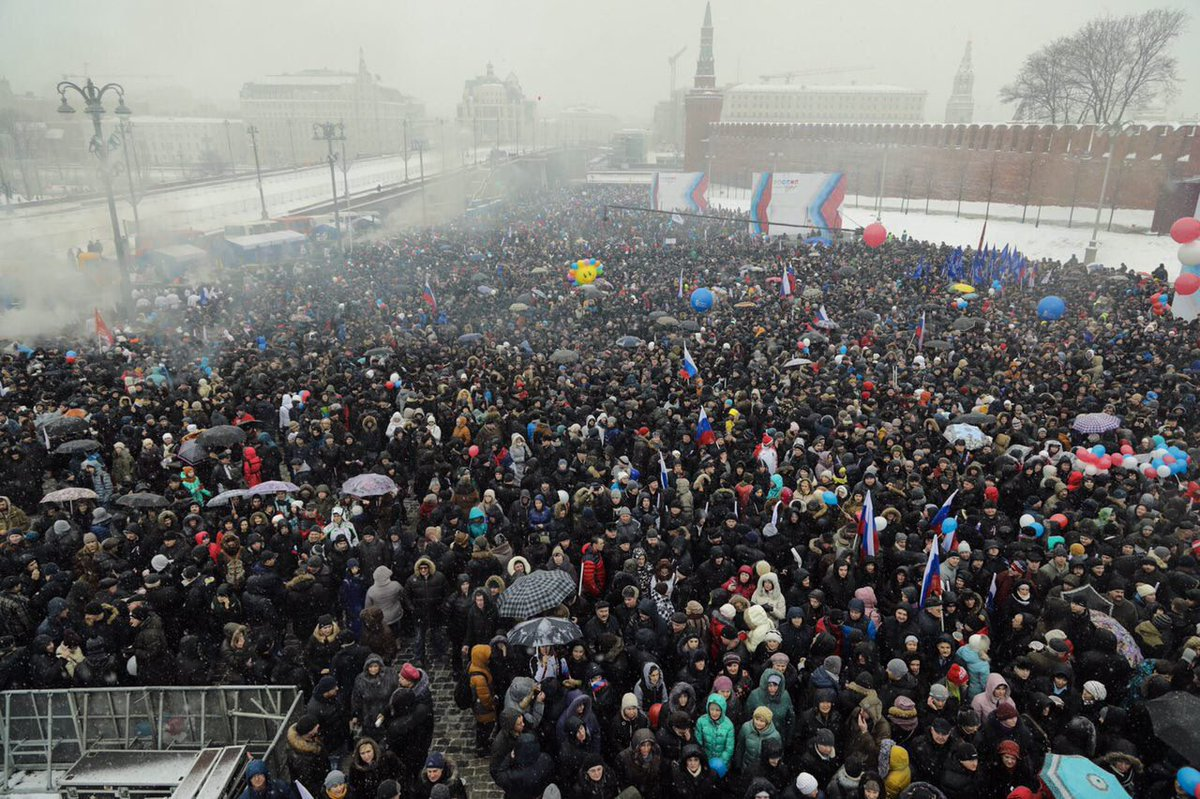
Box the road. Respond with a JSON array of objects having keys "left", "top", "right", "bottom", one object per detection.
[{"left": 0, "top": 149, "right": 474, "bottom": 262}]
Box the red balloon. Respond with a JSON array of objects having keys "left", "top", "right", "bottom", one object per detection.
[
  {"left": 385, "top": 381, "right": 395, "bottom": 390},
  {"left": 1171, "top": 217, "right": 1200, "bottom": 244},
  {"left": 863, "top": 381, "right": 875, "bottom": 392},
  {"left": 1153, "top": 304, "right": 1167, "bottom": 316},
  {"left": 1120, "top": 444, "right": 1133, "bottom": 455},
  {"left": 863, "top": 222, "right": 887, "bottom": 248},
  {"left": 1050, "top": 513, "right": 1069, "bottom": 528},
  {"left": 468, "top": 445, "right": 480, "bottom": 458},
  {"left": 1177, "top": 273, "right": 1200, "bottom": 296}
]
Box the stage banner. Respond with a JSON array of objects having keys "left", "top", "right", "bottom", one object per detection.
[
  {"left": 651, "top": 172, "right": 710, "bottom": 214},
  {"left": 748, "top": 172, "right": 846, "bottom": 238}
]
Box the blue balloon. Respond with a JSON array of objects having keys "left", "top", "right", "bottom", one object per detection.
[
  {"left": 709, "top": 758, "right": 728, "bottom": 778},
  {"left": 1092, "top": 445, "right": 1106, "bottom": 456},
  {"left": 1178, "top": 766, "right": 1200, "bottom": 795},
  {"left": 1153, "top": 435, "right": 1166, "bottom": 448},
  {"left": 942, "top": 518, "right": 958, "bottom": 534},
  {"left": 1030, "top": 521, "right": 1045, "bottom": 537},
  {"left": 955, "top": 299, "right": 968, "bottom": 310},
  {"left": 65, "top": 350, "right": 77, "bottom": 358},
  {"left": 1037, "top": 295, "right": 1066, "bottom": 321},
  {"left": 838, "top": 345, "right": 848, "bottom": 355},
  {"left": 690, "top": 287, "right": 714, "bottom": 313},
  {"left": 822, "top": 491, "right": 838, "bottom": 506}
]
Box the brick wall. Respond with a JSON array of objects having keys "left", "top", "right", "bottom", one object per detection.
[{"left": 706, "top": 122, "right": 1200, "bottom": 211}]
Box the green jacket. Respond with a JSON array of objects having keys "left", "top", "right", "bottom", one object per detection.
[
  {"left": 745, "top": 669, "right": 796, "bottom": 743},
  {"left": 734, "top": 718, "right": 782, "bottom": 772},
  {"left": 694, "top": 693, "right": 735, "bottom": 767}
]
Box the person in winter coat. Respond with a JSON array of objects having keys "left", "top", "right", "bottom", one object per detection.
[
  {"left": 939, "top": 741, "right": 981, "bottom": 799},
  {"left": 128, "top": 606, "right": 172, "bottom": 684},
  {"left": 557, "top": 716, "right": 595, "bottom": 788},
  {"left": 746, "top": 670, "right": 796, "bottom": 746},
  {"left": 406, "top": 556, "right": 449, "bottom": 665},
  {"left": 366, "top": 566, "right": 407, "bottom": 633},
  {"left": 618, "top": 727, "right": 665, "bottom": 799},
  {"left": 575, "top": 752, "right": 621, "bottom": 799},
  {"left": 695, "top": 692, "right": 736, "bottom": 772},
  {"left": 411, "top": 751, "right": 467, "bottom": 799},
  {"left": 468, "top": 644, "right": 497, "bottom": 752},
  {"left": 284, "top": 715, "right": 327, "bottom": 797},
  {"left": 305, "top": 675, "right": 350, "bottom": 757},
  {"left": 350, "top": 654, "right": 394, "bottom": 736},
  {"left": 302, "top": 615, "right": 341, "bottom": 682},
  {"left": 243, "top": 447, "right": 263, "bottom": 487},
  {"left": 634, "top": 661, "right": 669, "bottom": 711},
  {"left": 954, "top": 635, "right": 991, "bottom": 701},
  {"left": 735, "top": 706, "right": 783, "bottom": 774},
  {"left": 359, "top": 606, "right": 397, "bottom": 663},
  {"left": 383, "top": 686, "right": 433, "bottom": 789},
  {"left": 493, "top": 733, "right": 554, "bottom": 799},
  {"left": 342, "top": 736, "right": 401, "bottom": 799},
  {"left": 671, "top": 743, "right": 720, "bottom": 799},
  {"left": 238, "top": 759, "right": 292, "bottom": 799},
  {"left": 339, "top": 560, "right": 368, "bottom": 637},
  {"left": 606, "top": 691, "right": 650, "bottom": 763},
  {"left": 878, "top": 739, "right": 911, "bottom": 798}
]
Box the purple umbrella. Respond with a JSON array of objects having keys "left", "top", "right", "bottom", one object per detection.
[
  {"left": 246, "top": 480, "right": 300, "bottom": 496},
  {"left": 1072, "top": 413, "right": 1120, "bottom": 434},
  {"left": 341, "top": 474, "right": 398, "bottom": 497}
]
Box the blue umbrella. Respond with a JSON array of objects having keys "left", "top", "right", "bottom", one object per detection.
[{"left": 1039, "top": 754, "right": 1131, "bottom": 799}]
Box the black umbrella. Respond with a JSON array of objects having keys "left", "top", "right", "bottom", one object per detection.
[
  {"left": 1062, "top": 584, "right": 1113, "bottom": 614},
  {"left": 923, "top": 340, "right": 953, "bottom": 351},
  {"left": 115, "top": 492, "right": 170, "bottom": 509},
  {"left": 951, "top": 413, "right": 996, "bottom": 426},
  {"left": 1146, "top": 692, "right": 1200, "bottom": 766},
  {"left": 36, "top": 414, "right": 89, "bottom": 438},
  {"left": 497, "top": 569, "right": 576, "bottom": 619},
  {"left": 507, "top": 617, "right": 583, "bottom": 648},
  {"left": 951, "top": 317, "right": 980, "bottom": 331},
  {"left": 53, "top": 439, "right": 101, "bottom": 455},
  {"left": 198, "top": 425, "right": 246, "bottom": 449}
]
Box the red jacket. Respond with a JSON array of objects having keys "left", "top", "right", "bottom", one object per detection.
[{"left": 581, "top": 543, "right": 606, "bottom": 598}]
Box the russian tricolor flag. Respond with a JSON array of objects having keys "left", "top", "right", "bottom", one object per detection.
[
  {"left": 659, "top": 451, "right": 670, "bottom": 490},
  {"left": 696, "top": 407, "right": 716, "bottom": 446},
  {"left": 815, "top": 305, "right": 832, "bottom": 325},
  {"left": 916, "top": 311, "right": 926, "bottom": 351},
  {"left": 919, "top": 543, "right": 942, "bottom": 608},
  {"left": 780, "top": 263, "right": 792, "bottom": 297},
  {"left": 680, "top": 344, "right": 698, "bottom": 381},
  {"left": 860, "top": 490, "right": 878, "bottom": 559},
  {"left": 932, "top": 491, "right": 958, "bottom": 553},
  {"left": 422, "top": 281, "right": 438, "bottom": 316}
]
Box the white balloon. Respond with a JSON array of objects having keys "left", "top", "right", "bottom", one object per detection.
[
  {"left": 1180, "top": 241, "right": 1200, "bottom": 268},
  {"left": 874, "top": 516, "right": 888, "bottom": 532},
  {"left": 1123, "top": 456, "right": 1139, "bottom": 469},
  {"left": 1157, "top": 464, "right": 1172, "bottom": 478},
  {"left": 1085, "top": 464, "right": 1098, "bottom": 476},
  {"left": 1019, "top": 514, "right": 1034, "bottom": 528}
]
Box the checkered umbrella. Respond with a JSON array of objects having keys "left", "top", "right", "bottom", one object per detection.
[
  {"left": 497, "top": 569, "right": 576, "bottom": 620},
  {"left": 246, "top": 480, "right": 300, "bottom": 496},
  {"left": 341, "top": 473, "right": 398, "bottom": 497},
  {"left": 1072, "top": 413, "right": 1120, "bottom": 434},
  {"left": 507, "top": 617, "right": 583, "bottom": 648}
]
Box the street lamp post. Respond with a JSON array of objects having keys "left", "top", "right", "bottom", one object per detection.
[
  {"left": 116, "top": 119, "right": 140, "bottom": 238},
  {"left": 1084, "top": 122, "right": 1135, "bottom": 264},
  {"left": 223, "top": 119, "right": 236, "bottom": 175},
  {"left": 57, "top": 77, "right": 132, "bottom": 294},
  {"left": 313, "top": 121, "right": 345, "bottom": 253},
  {"left": 246, "top": 125, "right": 268, "bottom": 220}
]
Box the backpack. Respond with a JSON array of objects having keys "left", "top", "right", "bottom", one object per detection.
[{"left": 454, "top": 669, "right": 474, "bottom": 710}]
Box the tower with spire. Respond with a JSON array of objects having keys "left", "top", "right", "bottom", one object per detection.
[
  {"left": 684, "top": 2, "right": 723, "bottom": 171},
  {"left": 945, "top": 40, "right": 974, "bottom": 123}
]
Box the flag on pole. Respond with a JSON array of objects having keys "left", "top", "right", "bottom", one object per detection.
[
  {"left": 859, "top": 490, "right": 879, "bottom": 559},
  {"left": 679, "top": 344, "right": 698, "bottom": 381},
  {"left": 422, "top": 281, "right": 438, "bottom": 316},
  {"left": 986, "top": 573, "right": 998, "bottom": 613},
  {"left": 678, "top": 269, "right": 684, "bottom": 299},
  {"left": 916, "top": 311, "right": 926, "bottom": 351},
  {"left": 94, "top": 308, "right": 115, "bottom": 348},
  {"left": 919, "top": 543, "right": 942, "bottom": 608},
  {"left": 932, "top": 490, "right": 958, "bottom": 553},
  {"left": 780, "top": 263, "right": 792, "bottom": 297},
  {"left": 815, "top": 305, "right": 833, "bottom": 326},
  {"left": 659, "top": 451, "right": 670, "bottom": 490},
  {"left": 695, "top": 407, "right": 716, "bottom": 446}
]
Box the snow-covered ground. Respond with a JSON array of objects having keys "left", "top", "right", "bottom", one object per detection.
[{"left": 710, "top": 186, "right": 1184, "bottom": 277}]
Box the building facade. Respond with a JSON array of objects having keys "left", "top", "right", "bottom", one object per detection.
[
  {"left": 239, "top": 50, "right": 425, "bottom": 167},
  {"left": 124, "top": 117, "right": 249, "bottom": 175},
  {"left": 683, "top": 2, "right": 724, "bottom": 171},
  {"left": 721, "top": 84, "right": 927, "bottom": 125},
  {"left": 944, "top": 41, "right": 974, "bottom": 124},
  {"left": 456, "top": 63, "right": 536, "bottom": 149}
]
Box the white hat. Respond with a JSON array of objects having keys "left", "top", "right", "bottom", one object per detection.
[
  {"left": 150, "top": 554, "right": 170, "bottom": 573},
  {"left": 795, "top": 773, "right": 819, "bottom": 794}
]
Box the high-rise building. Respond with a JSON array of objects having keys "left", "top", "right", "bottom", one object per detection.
[
  {"left": 239, "top": 50, "right": 425, "bottom": 167},
  {"left": 457, "top": 63, "right": 536, "bottom": 150},
  {"left": 944, "top": 40, "right": 974, "bottom": 124},
  {"left": 683, "top": 2, "right": 723, "bottom": 171}
]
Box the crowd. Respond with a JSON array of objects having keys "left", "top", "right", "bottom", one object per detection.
[{"left": 1, "top": 185, "right": 1199, "bottom": 799}]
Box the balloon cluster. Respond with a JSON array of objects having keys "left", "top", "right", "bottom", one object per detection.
[
  {"left": 1036, "top": 295, "right": 1066, "bottom": 321},
  {"left": 1070, "top": 437, "right": 1190, "bottom": 481},
  {"left": 567, "top": 258, "right": 603, "bottom": 286},
  {"left": 65, "top": 350, "right": 78, "bottom": 364},
  {"left": 1150, "top": 291, "right": 1171, "bottom": 316},
  {"left": 1171, "top": 217, "right": 1200, "bottom": 319},
  {"left": 954, "top": 298, "right": 968, "bottom": 311},
  {"left": 863, "top": 222, "right": 886, "bottom": 248}
]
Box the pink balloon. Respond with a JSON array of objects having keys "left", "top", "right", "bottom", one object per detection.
[
  {"left": 1171, "top": 216, "right": 1200, "bottom": 244},
  {"left": 1176, "top": 273, "right": 1200, "bottom": 296},
  {"left": 468, "top": 445, "right": 480, "bottom": 458},
  {"left": 1098, "top": 456, "right": 1112, "bottom": 469},
  {"left": 1120, "top": 444, "right": 1133, "bottom": 455},
  {"left": 1165, "top": 454, "right": 1177, "bottom": 465},
  {"left": 863, "top": 222, "right": 887, "bottom": 248},
  {"left": 1144, "top": 467, "right": 1158, "bottom": 479}
]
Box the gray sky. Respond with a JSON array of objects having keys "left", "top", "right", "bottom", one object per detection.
[{"left": 2, "top": 0, "right": 1196, "bottom": 123}]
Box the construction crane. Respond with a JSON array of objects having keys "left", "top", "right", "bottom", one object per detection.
[
  {"left": 759, "top": 65, "right": 873, "bottom": 84},
  {"left": 667, "top": 46, "right": 687, "bottom": 98}
]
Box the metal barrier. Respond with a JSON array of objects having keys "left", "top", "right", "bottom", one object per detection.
[{"left": 1, "top": 686, "right": 302, "bottom": 797}]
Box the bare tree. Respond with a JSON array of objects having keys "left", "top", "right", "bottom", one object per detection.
[{"left": 1001, "top": 7, "right": 1187, "bottom": 125}]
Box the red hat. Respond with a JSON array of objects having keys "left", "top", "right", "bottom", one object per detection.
[
  {"left": 997, "top": 739, "right": 1021, "bottom": 758},
  {"left": 947, "top": 664, "right": 969, "bottom": 686},
  {"left": 994, "top": 702, "right": 1018, "bottom": 721},
  {"left": 400, "top": 663, "right": 421, "bottom": 683},
  {"left": 984, "top": 486, "right": 999, "bottom": 503}
]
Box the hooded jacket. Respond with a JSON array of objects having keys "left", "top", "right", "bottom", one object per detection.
[
  {"left": 365, "top": 566, "right": 406, "bottom": 625},
  {"left": 695, "top": 692, "right": 735, "bottom": 767},
  {"left": 351, "top": 655, "right": 395, "bottom": 729}
]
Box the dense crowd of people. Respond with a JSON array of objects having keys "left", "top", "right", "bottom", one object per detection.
[{"left": 1, "top": 185, "right": 1199, "bottom": 799}]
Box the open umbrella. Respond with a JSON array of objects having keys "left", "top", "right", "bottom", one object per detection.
[
  {"left": 207, "top": 489, "right": 248, "bottom": 507},
  {"left": 1088, "top": 610, "right": 1142, "bottom": 666},
  {"left": 943, "top": 424, "right": 990, "bottom": 450},
  {"left": 514, "top": 293, "right": 534, "bottom": 305},
  {"left": 342, "top": 473, "right": 398, "bottom": 497},
  {"left": 457, "top": 333, "right": 484, "bottom": 343},
  {"left": 616, "top": 336, "right": 643, "bottom": 348},
  {"left": 198, "top": 425, "right": 246, "bottom": 449},
  {"left": 680, "top": 320, "right": 702, "bottom": 332},
  {"left": 507, "top": 617, "right": 583, "bottom": 648},
  {"left": 476, "top": 285, "right": 497, "bottom": 295},
  {"left": 1147, "top": 692, "right": 1200, "bottom": 766},
  {"left": 246, "top": 480, "right": 300, "bottom": 496},
  {"left": 497, "top": 569, "right": 576, "bottom": 619},
  {"left": 1062, "top": 585, "right": 1114, "bottom": 614},
  {"left": 951, "top": 317, "right": 981, "bottom": 331},
  {"left": 834, "top": 267, "right": 855, "bottom": 278},
  {"left": 802, "top": 287, "right": 823, "bottom": 299},
  {"left": 951, "top": 413, "right": 996, "bottom": 426},
  {"left": 655, "top": 316, "right": 679, "bottom": 327},
  {"left": 509, "top": 302, "right": 529, "bottom": 313},
  {"left": 36, "top": 414, "right": 90, "bottom": 438},
  {"left": 175, "top": 440, "right": 204, "bottom": 465},
  {"left": 1072, "top": 413, "right": 1120, "bottom": 434},
  {"left": 364, "top": 347, "right": 392, "bottom": 360},
  {"left": 733, "top": 301, "right": 756, "bottom": 309},
  {"left": 782, "top": 358, "right": 813, "bottom": 368},
  {"left": 470, "top": 273, "right": 488, "bottom": 283},
  {"left": 949, "top": 283, "right": 976, "bottom": 294},
  {"left": 648, "top": 310, "right": 667, "bottom": 320},
  {"left": 115, "top": 492, "right": 169, "bottom": 509},
  {"left": 850, "top": 309, "right": 878, "bottom": 322},
  {"left": 550, "top": 349, "right": 579, "bottom": 364},
  {"left": 41, "top": 487, "right": 98, "bottom": 503},
  {"left": 530, "top": 267, "right": 549, "bottom": 275},
  {"left": 579, "top": 284, "right": 605, "bottom": 296},
  {"left": 923, "top": 340, "right": 953, "bottom": 351},
  {"left": 53, "top": 439, "right": 101, "bottom": 455},
  {"left": 1039, "top": 754, "right": 1130, "bottom": 799}
]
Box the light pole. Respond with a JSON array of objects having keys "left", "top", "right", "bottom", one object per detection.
[
  {"left": 313, "top": 121, "right": 345, "bottom": 253},
  {"left": 402, "top": 118, "right": 410, "bottom": 182},
  {"left": 246, "top": 125, "right": 268, "bottom": 220},
  {"left": 1084, "top": 121, "right": 1135, "bottom": 264},
  {"left": 57, "top": 77, "right": 131, "bottom": 293},
  {"left": 224, "top": 119, "right": 236, "bottom": 175},
  {"left": 115, "top": 119, "right": 140, "bottom": 238}
]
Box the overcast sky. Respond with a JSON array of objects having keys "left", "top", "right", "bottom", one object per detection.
[{"left": 2, "top": 0, "right": 1196, "bottom": 124}]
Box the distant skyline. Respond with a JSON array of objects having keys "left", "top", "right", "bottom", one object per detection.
[{"left": 1, "top": 0, "right": 1196, "bottom": 124}]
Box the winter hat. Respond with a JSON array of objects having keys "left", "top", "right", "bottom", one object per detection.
[
  {"left": 929, "top": 684, "right": 950, "bottom": 702},
  {"left": 904, "top": 635, "right": 919, "bottom": 647},
  {"left": 314, "top": 676, "right": 338, "bottom": 695},
  {"left": 1136, "top": 583, "right": 1157, "bottom": 599},
  {"left": 794, "top": 773, "right": 819, "bottom": 794},
  {"left": 997, "top": 740, "right": 1021, "bottom": 759},
  {"left": 954, "top": 742, "right": 978, "bottom": 761},
  {"left": 246, "top": 760, "right": 269, "bottom": 779},
  {"left": 823, "top": 655, "right": 842, "bottom": 676},
  {"left": 947, "top": 664, "right": 969, "bottom": 686},
  {"left": 752, "top": 706, "right": 774, "bottom": 725},
  {"left": 294, "top": 715, "right": 319, "bottom": 735},
  {"left": 887, "top": 696, "right": 918, "bottom": 732},
  {"left": 150, "top": 554, "right": 170, "bottom": 572},
  {"left": 885, "top": 658, "right": 907, "bottom": 680},
  {"left": 424, "top": 752, "right": 446, "bottom": 770},
  {"left": 400, "top": 662, "right": 422, "bottom": 683},
  {"left": 1083, "top": 680, "right": 1108, "bottom": 701},
  {"left": 713, "top": 676, "right": 733, "bottom": 693},
  {"left": 621, "top": 693, "right": 638, "bottom": 712},
  {"left": 375, "top": 780, "right": 400, "bottom": 799},
  {"left": 323, "top": 771, "right": 346, "bottom": 790},
  {"left": 994, "top": 702, "right": 1018, "bottom": 721},
  {"left": 763, "top": 629, "right": 783, "bottom": 644}
]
